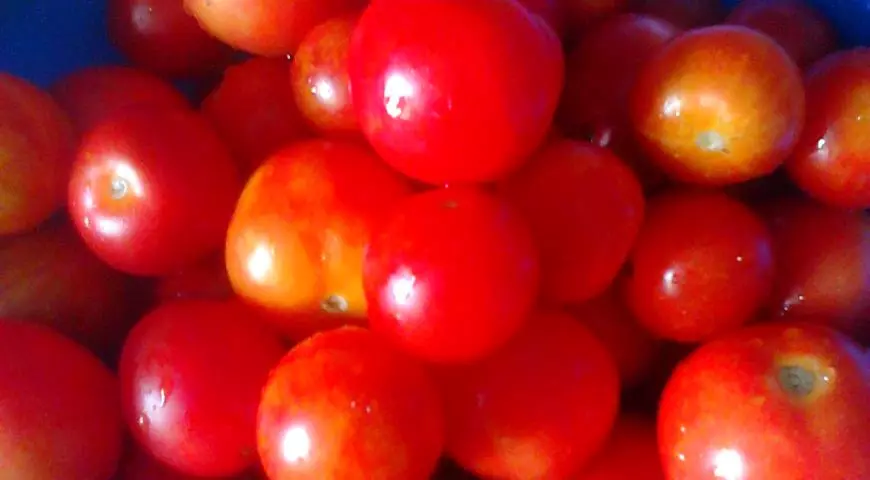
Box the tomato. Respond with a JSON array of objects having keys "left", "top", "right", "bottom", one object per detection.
[
  {"left": 725, "top": 0, "right": 836, "bottom": 68},
  {"left": 437, "top": 310, "right": 620, "bottom": 479},
  {"left": 225, "top": 139, "right": 413, "bottom": 335},
  {"left": 107, "top": 0, "right": 234, "bottom": 78},
  {"left": 500, "top": 139, "right": 644, "bottom": 304},
  {"left": 0, "top": 320, "right": 123, "bottom": 479},
  {"left": 202, "top": 57, "right": 311, "bottom": 176},
  {"left": 183, "top": 0, "right": 367, "bottom": 57},
  {"left": 363, "top": 187, "right": 540, "bottom": 364},
  {"left": 0, "top": 73, "right": 75, "bottom": 236},
  {"left": 517, "top": 0, "right": 565, "bottom": 37},
  {"left": 68, "top": 106, "right": 241, "bottom": 276},
  {"left": 787, "top": 50, "right": 870, "bottom": 209},
  {"left": 628, "top": 0, "right": 725, "bottom": 28},
  {"left": 659, "top": 322, "right": 870, "bottom": 479},
  {"left": 577, "top": 415, "right": 663, "bottom": 480},
  {"left": 257, "top": 327, "right": 445, "bottom": 480},
  {"left": 154, "top": 253, "right": 234, "bottom": 303},
  {"left": 625, "top": 190, "right": 775, "bottom": 342},
  {"left": 631, "top": 26, "right": 805, "bottom": 185},
  {"left": 349, "top": 0, "right": 564, "bottom": 185},
  {"left": 51, "top": 66, "right": 190, "bottom": 135},
  {"left": 119, "top": 300, "right": 287, "bottom": 477},
  {"left": 291, "top": 16, "right": 359, "bottom": 135},
  {"left": 558, "top": 14, "right": 681, "bottom": 190}
]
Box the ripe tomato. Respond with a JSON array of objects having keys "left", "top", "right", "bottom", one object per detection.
[
  {"left": 119, "top": 300, "right": 287, "bottom": 477},
  {"left": 500, "top": 139, "right": 644, "bottom": 304},
  {"left": 183, "top": 0, "right": 367, "bottom": 56},
  {"left": 631, "top": 26, "right": 805, "bottom": 185},
  {"left": 202, "top": 57, "right": 311, "bottom": 176},
  {"left": 291, "top": 16, "right": 359, "bottom": 135},
  {"left": 68, "top": 105, "right": 241, "bottom": 276},
  {"left": 107, "top": 0, "right": 234, "bottom": 78},
  {"left": 0, "top": 73, "right": 75, "bottom": 236},
  {"left": 625, "top": 190, "right": 775, "bottom": 342},
  {"left": 363, "top": 187, "right": 540, "bottom": 364},
  {"left": 577, "top": 415, "right": 663, "bottom": 480},
  {"left": 787, "top": 49, "right": 870, "bottom": 208},
  {"left": 628, "top": 0, "right": 724, "bottom": 28},
  {"left": 154, "top": 253, "right": 234, "bottom": 303},
  {"left": 226, "top": 139, "right": 413, "bottom": 333},
  {"left": 659, "top": 322, "right": 870, "bottom": 479},
  {"left": 349, "top": 0, "right": 564, "bottom": 185},
  {"left": 437, "top": 310, "right": 621, "bottom": 479},
  {"left": 0, "top": 320, "right": 123, "bottom": 479},
  {"left": 257, "top": 327, "right": 445, "bottom": 480}
]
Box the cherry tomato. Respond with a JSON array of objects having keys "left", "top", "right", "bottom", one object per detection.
[
  {"left": 183, "top": 0, "right": 367, "bottom": 56},
  {"left": 0, "top": 320, "right": 123, "bottom": 479},
  {"left": 291, "top": 16, "right": 359, "bottom": 135},
  {"left": 625, "top": 190, "right": 775, "bottom": 342},
  {"left": 257, "top": 326, "right": 445, "bottom": 480},
  {"left": 202, "top": 57, "right": 311, "bottom": 176},
  {"left": 68, "top": 106, "right": 241, "bottom": 276},
  {"left": 577, "top": 415, "right": 663, "bottom": 480},
  {"left": 107, "top": 0, "right": 234, "bottom": 78},
  {"left": 659, "top": 322, "right": 870, "bottom": 479},
  {"left": 437, "top": 310, "right": 621, "bottom": 479},
  {"left": 631, "top": 26, "right": 805, "bottom": 185},
  {"left": 787, "top": 49, "right": 870, "bottom": 208},
  {"left": 558, "top": 14, "right": 681, "bottom": 190},
  {"left": 154, "top": 253, "right": 234, "bottom": 303},
  {"left": 500, "top": 139, "right": 644, "bottom": 304},
  {"left": 628, "top": 0, "right": 725, "bottom": 28},
  {"left": 363, "top": 187, "right": 540, "bottom": 364},
  {"left": 119, "top": 300, "right": 287, "bottom": 477},
  {"left": 0, "top": 73, "right": 75, "bottom": 236},
  {"left": 725, "top": 0, "right": 836, "bottom": 68},
  {"left": 349, "top": 0, "right": 564, "bottom": 185}
]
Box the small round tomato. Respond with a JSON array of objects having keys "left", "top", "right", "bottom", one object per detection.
[
  {"left": 363, "top": 187, "right": 540, "bottom": 364},
  {"left": 349, "top": 0, "right": 564, "bottom": 185},
  {"left": 659, "top": 322, "right": 870, "bottom": 479},
  {"left": 787, "top": 50, "right": 870, "bottom": 208},
  {"left": 577, "top": 415, "right": 663, "bottom": 480},
  {"left": 500, "top": 139, "right": 644, "bottom": 304},
  {"left": 625, "top": 190, "right": 775, "bottom": 342},
  {"left": 68, "top": 106, "right": 242, "bottom": 276},
  {"left": 119, "top": 300, "right": 287, "bottom": 477},
  {"left": 628, "top": 0, "right": 724, "bottom": 28},
  {"left": 0, "top": 73, "right": 75, "bottom": 236},
  {"left": 257, "top": 327, "right": 445, "bottom": 480},
  {"left": 437, "top": 310, "right": 621, "bottom": 479},
  {"left": 631, "top": 25, "right": 805, "bottom": 185},
  {"left": 202, "top": 57, "right": 311, "bottom": 176},
  {"left": 183, "top": 0, "right": 367, "bottom": 56},
  {"left": 154, "top": 253, "right": 234, "bottom": 303},
  {"left": 0, "top": 320, "right": 123, "bottom": 479}
]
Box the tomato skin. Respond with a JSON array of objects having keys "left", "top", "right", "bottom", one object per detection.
[
  {"left": 0, "top": 320, "right": 124, "bottom": 479},
  {"left": 363, "top": 187, "right": 540, "bottom": 364},
  {"left": 437, "top": 310, "right": 621, "bottom": 479},
  {"left": 517, "top": 0, "right": 565, "bottom": 37},
  {"left": 628, "top": 0, "right": 724, "bottom": 28},
  {"left": 577, "top": 415, "right": 663, "bottom": 480},
  {"left": 68, "top": 106, "right": 241, "bottom": 276},
  {"left": 119, "top": 300, "right": 287, "bottom": 477},
  {"left": 256, "top": 326, "right": 445, "bottom": 480},
  {"left": 659, "top": 322, "right": 870, "bottom": 479},
  {"left": 349, "top": 0, "right": 564, "bottom": 185}
]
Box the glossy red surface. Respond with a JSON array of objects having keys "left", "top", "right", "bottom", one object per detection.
[{"left": 577, "top": 415, "right": 663, "bottom": 480}]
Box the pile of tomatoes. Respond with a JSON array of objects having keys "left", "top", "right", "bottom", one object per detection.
[{"left": 2, "top": 0, "right": 870, "bottom": 478}]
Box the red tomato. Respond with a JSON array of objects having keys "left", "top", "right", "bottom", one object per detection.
[
  {"left": 0, "top": 73, "right": 75, "bottom": 236},
  {"left": 577, "top": 415, "right": 663, "bottom": 480},
  {"left": 787, "top": 50, "right": 870, "bottom": 208},
  {"left": 517, "top": 0, "right": 565, "bottom": 37},
  {"left": 659, "top": 322, "right": 870, "bottom": 479},
  {"left": 628, "top": 0, "right": 724, "bottom": 28},
  {"left": 631, "top": 26, "right": 805, "bottom": 185},
  {"left": 0, "top": 320, "right": 123, "bottom": 479},
  {"left": 725, "top": 0, "right": 836, "bottom": 68},
  {"left": 68, "top": 106, "right": 241, "bottom": 276},
  {"left": 625, "top": 190, "right": 775, "bottom": 342},
  {"left": 107, "top": 0, "right": 234, "bottom": 78},
  {"left": 51, "top": 66, "right": 190, "bottom": 135},
  {"left": 154, "top": 253, "right": 234, "bottom": 303},
  {"left": 183, "top": 0, "right": 367, "bottom": 56},
  {"left": 363, "top": 187, "right": 540, "bottom": 364},
  {"left": 349, "top": 0, "right": 564, "bottom": 185},
  {"left": 257, "top": 327, "right": 445, "bottom": 480},
  {"left": 500, "top": 140, "right": 644, "bottom": 304},
  {"left": 437, "top": 310, "right": 621, "bottom": 479},
  {"left": 119, "top": 300, "right": 287, "bottom": 477},
  {"left": 202, "top": 57, "right": 311, "bottom": 176}
]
